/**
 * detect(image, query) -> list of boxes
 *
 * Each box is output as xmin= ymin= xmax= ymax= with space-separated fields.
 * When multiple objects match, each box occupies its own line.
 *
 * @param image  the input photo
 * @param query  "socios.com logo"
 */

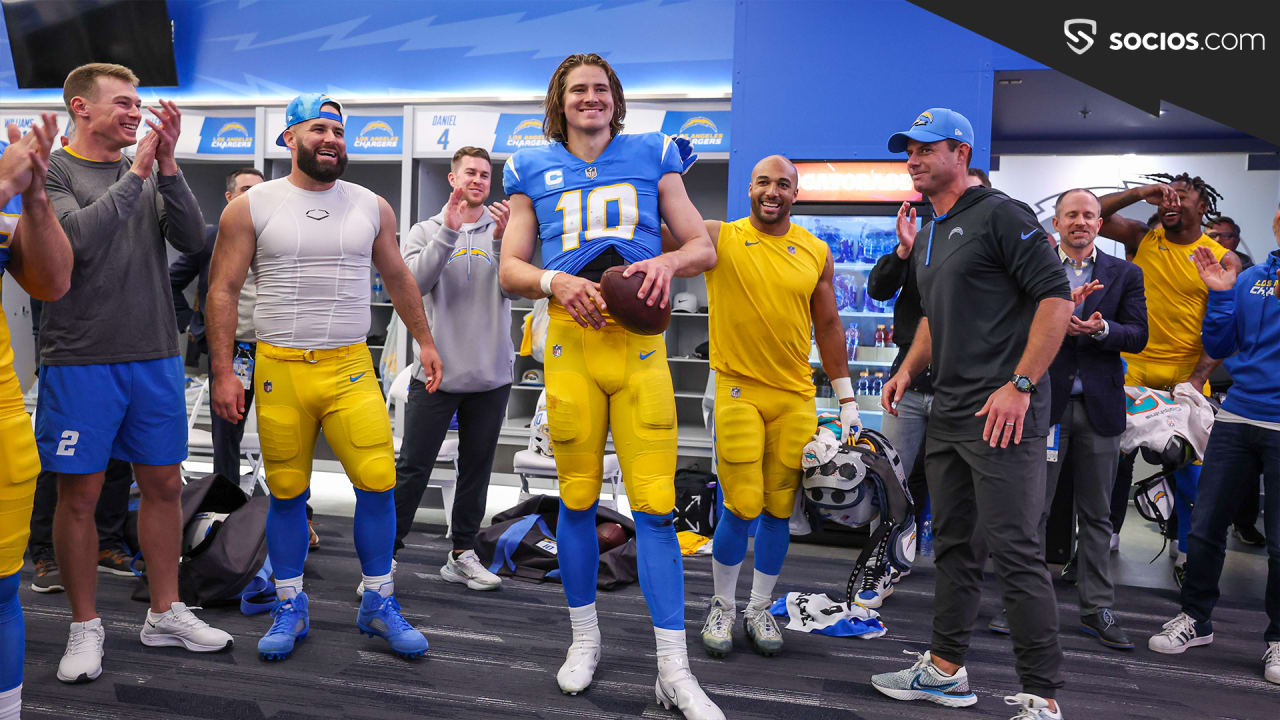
xmin=211 ymin=122 xmax=252 ymax=150
xmin=507 ymin=119 xmax=549 ymax=148
xmin=353 ymin=120 xmax=399 ymax=150
xmin=1064 ymin=17 xmax=1265 ymax=54
xmin=676 ymin=116 xmax=725 ymax=147
xmin=1064 ymin=19 xmax=1097 ymax=55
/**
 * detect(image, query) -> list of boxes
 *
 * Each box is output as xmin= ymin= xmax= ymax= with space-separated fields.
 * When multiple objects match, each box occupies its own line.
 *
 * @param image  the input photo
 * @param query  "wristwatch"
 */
xmin=1011 ymin=374 xmax=1037 ymax=394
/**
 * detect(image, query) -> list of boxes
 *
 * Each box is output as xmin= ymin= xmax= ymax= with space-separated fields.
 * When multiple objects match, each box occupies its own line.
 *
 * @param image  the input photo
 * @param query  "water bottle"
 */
xmin=870 ymin=372 xmax=884 ymax=397
xmin=371 ymin=272 xmax=385 ymax=302
xmin=873 ymin=324 xmax=888 ymax=348
xmin=920 ymin=512 xmax=934 ymax=557
xmin=845 ymin=325 xmax=860 ymax=362
xmin=856 ymin=371 xmax=870 ymax=396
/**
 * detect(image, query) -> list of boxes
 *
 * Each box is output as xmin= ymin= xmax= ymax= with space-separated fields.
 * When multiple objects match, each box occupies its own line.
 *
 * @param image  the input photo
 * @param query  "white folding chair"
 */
xmin=185 ymin=378 xmax=267 ymax=495
xmin=386 ymin=366 xmax=461 ymax=536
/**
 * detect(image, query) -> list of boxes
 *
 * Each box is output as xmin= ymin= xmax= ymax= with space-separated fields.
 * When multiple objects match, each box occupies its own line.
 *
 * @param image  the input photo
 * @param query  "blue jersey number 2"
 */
xmin=553 ymin=183 xmax=638 ymax=251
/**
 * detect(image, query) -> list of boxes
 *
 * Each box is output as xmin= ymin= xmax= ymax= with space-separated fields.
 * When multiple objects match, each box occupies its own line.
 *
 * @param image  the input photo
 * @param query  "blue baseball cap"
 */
xmin=275 ymin=93 xmax=344 ymax=147
xmin=887 ymin=108 xmax=974 ymax=153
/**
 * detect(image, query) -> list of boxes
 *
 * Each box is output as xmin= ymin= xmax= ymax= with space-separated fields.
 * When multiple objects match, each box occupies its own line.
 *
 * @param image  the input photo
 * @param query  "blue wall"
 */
xmin=726 ymin=0 xmax=1042 ymax=217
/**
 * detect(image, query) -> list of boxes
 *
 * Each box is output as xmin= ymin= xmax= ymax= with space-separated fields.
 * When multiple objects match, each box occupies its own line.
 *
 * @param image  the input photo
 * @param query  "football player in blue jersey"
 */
xmin=499 ymin=53 xmax=722 ymax=720
xmin=0 ymin=114 xmax=73 ymax=720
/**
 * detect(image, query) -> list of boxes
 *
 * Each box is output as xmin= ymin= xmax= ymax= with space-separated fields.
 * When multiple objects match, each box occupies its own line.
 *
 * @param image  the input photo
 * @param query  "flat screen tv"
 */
xmin=3 ymin=0 xmax=178 ymax=89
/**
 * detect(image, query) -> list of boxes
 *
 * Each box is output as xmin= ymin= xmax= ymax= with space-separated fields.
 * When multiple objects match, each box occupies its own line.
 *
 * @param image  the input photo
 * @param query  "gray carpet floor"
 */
xmin=15 ymin=513 xmax=1279 ymax=720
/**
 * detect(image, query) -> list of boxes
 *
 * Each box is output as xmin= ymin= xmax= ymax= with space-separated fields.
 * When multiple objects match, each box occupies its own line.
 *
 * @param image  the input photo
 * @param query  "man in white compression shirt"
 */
xmin=206 ymin=93 xmax=443 ymax=662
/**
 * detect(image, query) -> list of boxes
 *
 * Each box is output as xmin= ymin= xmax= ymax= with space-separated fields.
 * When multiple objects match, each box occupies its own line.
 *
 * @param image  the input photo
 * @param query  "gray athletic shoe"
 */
xmin=871 ymin=650 xmax=978 ymax=707
xmin=743 ymin=605 xmax=783 ymax=657
xmin=701 ymin=597 xmax=734 ymax=657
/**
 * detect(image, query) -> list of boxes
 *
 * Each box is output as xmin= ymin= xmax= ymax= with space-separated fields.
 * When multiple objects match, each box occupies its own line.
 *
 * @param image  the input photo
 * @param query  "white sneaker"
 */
xmin=1148 ymin=612 xmax=1213 ymax=654
xmin=556 ymin=637 xmax=601 ymax=695
xmin=1004 ymin=693 xmax=1063 ymax=719
xmin=1109 ymin=533 xmax=1120 ymax=552
xmin=700 ymin=597 xmax=734 ymax=657
xmin=57 ymin=618 xmax=105 ymax=684
xmin=655 ymin=655 xmax=725 ymax=720
xmin=139 ymin=602 xmax=233 ymax=652
xmin=1264 ymin=642 xmax=1280 ymax=684
xmin=440 ymin=550 xmax=502 ymax=591
xmin=853 ymin=563 xmax=895 ymax=609
xmin=354 ymin=558 xmax=398 ymax=599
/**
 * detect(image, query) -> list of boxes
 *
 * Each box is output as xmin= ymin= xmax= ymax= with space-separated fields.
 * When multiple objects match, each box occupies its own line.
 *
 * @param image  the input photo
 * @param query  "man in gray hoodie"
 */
xmin=395 ymin=146 xmax=514 ymax=590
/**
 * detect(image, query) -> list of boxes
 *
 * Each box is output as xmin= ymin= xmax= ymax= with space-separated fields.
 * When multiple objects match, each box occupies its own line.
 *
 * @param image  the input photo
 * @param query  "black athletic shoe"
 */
xmin=97 ymin=548 xmax=140 ymax=576
xmin=1173 ymin=562 xmax=1187 ymax=588
xmin=31 ymin=557 xmax=65 ymax=593
xmin=1232 ymin=524 xmax=1265 ymax=547
xmin=1081 ymin=608 xmax=1135 ymax=650
xmin=1060 ymin=558 xmax=1078 ymax=586
xmin=988 ymin=609 xmax=1010 ymax=635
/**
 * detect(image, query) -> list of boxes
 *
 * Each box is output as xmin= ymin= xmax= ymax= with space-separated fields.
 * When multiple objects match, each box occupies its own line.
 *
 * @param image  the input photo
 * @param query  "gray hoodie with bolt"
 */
xmin=401 ymin=204 xmax=517 ymax=393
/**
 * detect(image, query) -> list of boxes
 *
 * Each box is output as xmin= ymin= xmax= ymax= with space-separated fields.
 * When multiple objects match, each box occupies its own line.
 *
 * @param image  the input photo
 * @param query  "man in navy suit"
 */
xmin=1043 ymin=188 xmax=1148 ymax=648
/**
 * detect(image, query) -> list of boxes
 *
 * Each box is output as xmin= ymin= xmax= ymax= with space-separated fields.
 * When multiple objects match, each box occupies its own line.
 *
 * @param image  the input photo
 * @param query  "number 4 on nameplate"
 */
xmin=437 ymin=128 xmax=450 ymax=149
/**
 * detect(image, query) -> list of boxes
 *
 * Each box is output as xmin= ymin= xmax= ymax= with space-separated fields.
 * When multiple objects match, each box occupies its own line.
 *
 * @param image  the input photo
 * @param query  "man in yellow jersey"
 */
xmin=666 ymin=155 xmax=860 ymax=658
xmin=0 ymin=113 xmax=73 ymax=720
xmin=1097 ymin=173 xmax=1241 ymax=582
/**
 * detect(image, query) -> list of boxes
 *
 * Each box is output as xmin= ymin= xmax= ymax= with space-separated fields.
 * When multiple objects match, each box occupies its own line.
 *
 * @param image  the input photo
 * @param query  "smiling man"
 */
xmin=40 ymin=63 xmax=232 ymax=685
xmin=206 ymin=93 xmax=442 ymax=663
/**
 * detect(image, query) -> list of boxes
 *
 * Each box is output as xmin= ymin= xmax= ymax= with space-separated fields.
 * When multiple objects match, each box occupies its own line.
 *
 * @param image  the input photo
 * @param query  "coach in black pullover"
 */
xmin=874 ymin=108 xmax=1073 ymax=714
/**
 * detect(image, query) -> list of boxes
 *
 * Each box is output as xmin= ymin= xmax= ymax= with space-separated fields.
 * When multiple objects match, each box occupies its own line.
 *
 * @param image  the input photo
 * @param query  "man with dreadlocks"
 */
xmin=1097 ymin=173 xmax=1242 ymax=586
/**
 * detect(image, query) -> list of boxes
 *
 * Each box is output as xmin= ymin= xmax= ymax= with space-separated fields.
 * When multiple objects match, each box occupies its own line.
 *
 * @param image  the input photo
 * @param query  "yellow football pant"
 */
xmin=545 ymin=303 xmax=677 ymax=514
xmin=254 ymin=342 xmax=395 ymax=500
xmin=0 ymin=372 xmax=39 ymax=578
xmin=715 ymin=373 xmax=816 ymax=520
xmin=1124 ymin=358 xmax=1209 ymax=395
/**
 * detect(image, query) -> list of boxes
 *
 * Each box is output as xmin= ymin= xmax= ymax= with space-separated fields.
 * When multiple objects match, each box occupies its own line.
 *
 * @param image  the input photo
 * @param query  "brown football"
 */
xmin=596 ymin=521 xmax=628 ymax=551
xmin=600 ymin=266 xmax=671 ymax=335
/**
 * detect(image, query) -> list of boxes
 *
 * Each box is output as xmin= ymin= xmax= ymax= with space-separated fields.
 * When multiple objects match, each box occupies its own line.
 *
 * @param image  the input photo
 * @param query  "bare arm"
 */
xmin=6 ymin=115 xmax=72 ymax=301
xmin=1097 ymin=183 xmax=1177 ymax=254
xmin=373 ymin=197 xmax=441 ymax=393
xmin=660 ymin=218 xmax=721 ymax=252
xmin=206 ymin=194 xmax=255 ymax=422
xmin=811 ymin=248 xmax=848 ymax=381
xmin=497 ymin=193 xmax=545 ymax=299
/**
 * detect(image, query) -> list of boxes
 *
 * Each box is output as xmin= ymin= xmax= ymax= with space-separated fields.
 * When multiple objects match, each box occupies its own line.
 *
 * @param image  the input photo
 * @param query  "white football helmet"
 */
xmin=530 ymin=390 xmax=554 ymax=457
xmin=802 ymin=446 xmax=878 ymax=528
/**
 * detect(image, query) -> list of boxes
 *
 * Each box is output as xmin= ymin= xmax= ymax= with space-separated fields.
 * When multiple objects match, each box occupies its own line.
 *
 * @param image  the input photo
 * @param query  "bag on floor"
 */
xmin=673 ymin=468 xmax=718 ymax=535
xmin=473 ymin=494 xmax=639 ymax=589
xmin=132 ymin=474 xmax=268 ymax=607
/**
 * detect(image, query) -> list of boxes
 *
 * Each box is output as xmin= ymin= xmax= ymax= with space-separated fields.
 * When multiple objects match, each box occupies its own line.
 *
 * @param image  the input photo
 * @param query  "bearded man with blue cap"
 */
xmin=206 ymin=93 xmax=443 ymax=662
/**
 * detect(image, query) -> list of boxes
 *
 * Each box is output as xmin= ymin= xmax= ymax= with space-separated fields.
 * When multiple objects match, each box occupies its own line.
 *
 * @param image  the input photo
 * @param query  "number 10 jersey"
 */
xmin=503 ymin=132 xmax=684 ymax=274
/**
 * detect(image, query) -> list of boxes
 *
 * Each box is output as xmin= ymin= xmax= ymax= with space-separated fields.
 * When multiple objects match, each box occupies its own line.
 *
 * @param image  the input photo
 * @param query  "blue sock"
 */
xmin=0 ymin=573 xmax=22 ymax=692
xmin=711 ymin=507 xmax=751 ymax=567
xmin=353 ymin=488 xmax=395 ymax=577
xmin=1174 ymin=464 xmax=1200 ymax=554
xmin=633 ymin=510 xmax=684 ymax=631
xmin=753 ymin=514 xmax=791 ymax=576
xmin=557 ymin=502 xmax=599 ymax=608
xmin=266 ymin=491 xmax=310 ymax=581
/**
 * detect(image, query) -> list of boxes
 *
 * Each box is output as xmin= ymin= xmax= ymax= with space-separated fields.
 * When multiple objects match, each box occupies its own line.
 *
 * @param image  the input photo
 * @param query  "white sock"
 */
xmin=568 ymin=603 xmax=601 ymax=646
xmin=654 ymin=626 xmax=688 ymax=675
xmin=745 ymin=569 xmax=778 ymax=614
xmin=362 ymin=572 xmax=394 ymax=598
xmin=276 ymin=575 xmax=303 ymax=601
xmin=0 ymin=684 xmax=20 ymax=720
xmin=711 ymin=558 xmax=741 ymax=608
xmin=1175 ymin=551 xmax=1187 ymax=566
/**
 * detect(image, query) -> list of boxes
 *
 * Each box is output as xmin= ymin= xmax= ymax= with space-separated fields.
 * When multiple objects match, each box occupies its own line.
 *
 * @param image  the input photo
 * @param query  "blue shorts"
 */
xmin=35 ymin=357 xmax=187 ymax=473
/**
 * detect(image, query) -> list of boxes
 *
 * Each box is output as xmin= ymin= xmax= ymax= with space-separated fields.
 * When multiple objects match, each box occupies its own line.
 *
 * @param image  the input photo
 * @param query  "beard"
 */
xmin=297 ymin=143 xmax=347 ymax=182
xmin=750 ymin=197 xmax=787 ymax=226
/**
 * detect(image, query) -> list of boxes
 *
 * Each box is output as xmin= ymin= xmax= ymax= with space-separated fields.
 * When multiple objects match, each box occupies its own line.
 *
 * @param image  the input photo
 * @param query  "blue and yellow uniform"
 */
xmin=504 ymin=132 xmax=684 ymax=515
xmin=707 ymin=218 xmax=825 ymax=520
xmin=1 ymin=177 xmax=42 ymax=699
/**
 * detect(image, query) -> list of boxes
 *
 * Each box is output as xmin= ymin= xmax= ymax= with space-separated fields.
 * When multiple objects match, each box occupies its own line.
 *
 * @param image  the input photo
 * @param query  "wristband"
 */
xmin=831 ymin=376 xmax=854 ymax=401
xmin=540 ymin=270 xmax=562 ymax=295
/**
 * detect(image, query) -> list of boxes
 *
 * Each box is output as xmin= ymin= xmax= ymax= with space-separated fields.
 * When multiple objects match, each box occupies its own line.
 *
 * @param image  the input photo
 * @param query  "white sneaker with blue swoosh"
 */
xmin=871 ymin=650 xmax=978 ymax=707
xmin=1004 ymin=692 xmax=1063 ymax=719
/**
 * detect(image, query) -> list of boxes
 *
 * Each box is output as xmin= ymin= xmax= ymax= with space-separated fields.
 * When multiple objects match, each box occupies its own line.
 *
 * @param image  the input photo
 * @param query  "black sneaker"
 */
xmin=1232 ymin=524 xmax=1265 ymax=547
xmin=31 ymin=557 xmax=65 ymax=593
xmin=1173 ymin=562 xmax=1187 ymax=588
xmin=988 ymin=609 xmax=1010 ymax=635
xmin=1081 ymin=608 xmax=1135 ymax=649
xmin=97 ymin=548 xmax=141 ymax=576
xmin=1060 ymin=558 xmax=1078 ymax=585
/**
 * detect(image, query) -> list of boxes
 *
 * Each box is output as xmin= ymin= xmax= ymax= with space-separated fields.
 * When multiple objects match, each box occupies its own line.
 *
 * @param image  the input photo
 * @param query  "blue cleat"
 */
xmin=357 ymin=590 xmax=428 ymax=659
xmin=258 ymin=592 xmax=309 ymax=661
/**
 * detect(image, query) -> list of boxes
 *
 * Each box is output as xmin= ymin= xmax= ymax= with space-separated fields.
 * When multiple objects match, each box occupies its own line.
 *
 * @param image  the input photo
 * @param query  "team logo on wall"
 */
xmin=352 ymin=120 xmax=400 ymax=151
xmin=675 ymin=116 xmax=725 ymax=147
xmin=197 ymin=116 xmax=255 ymax=154
xmin=210 ymin=122 xmax=253 ymax=150
xmin=1064 ymin=18 xmax=1099 ymax=55
xmin=508 ymin=119 xmax=550 ymax=149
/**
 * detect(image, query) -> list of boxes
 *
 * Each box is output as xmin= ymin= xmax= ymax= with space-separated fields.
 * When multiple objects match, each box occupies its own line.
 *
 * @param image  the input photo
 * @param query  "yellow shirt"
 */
xmin=707 ymin=218 xmax=827 ymax=395
xmin=1124 ymin=226 xmax=1226 ymax=365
